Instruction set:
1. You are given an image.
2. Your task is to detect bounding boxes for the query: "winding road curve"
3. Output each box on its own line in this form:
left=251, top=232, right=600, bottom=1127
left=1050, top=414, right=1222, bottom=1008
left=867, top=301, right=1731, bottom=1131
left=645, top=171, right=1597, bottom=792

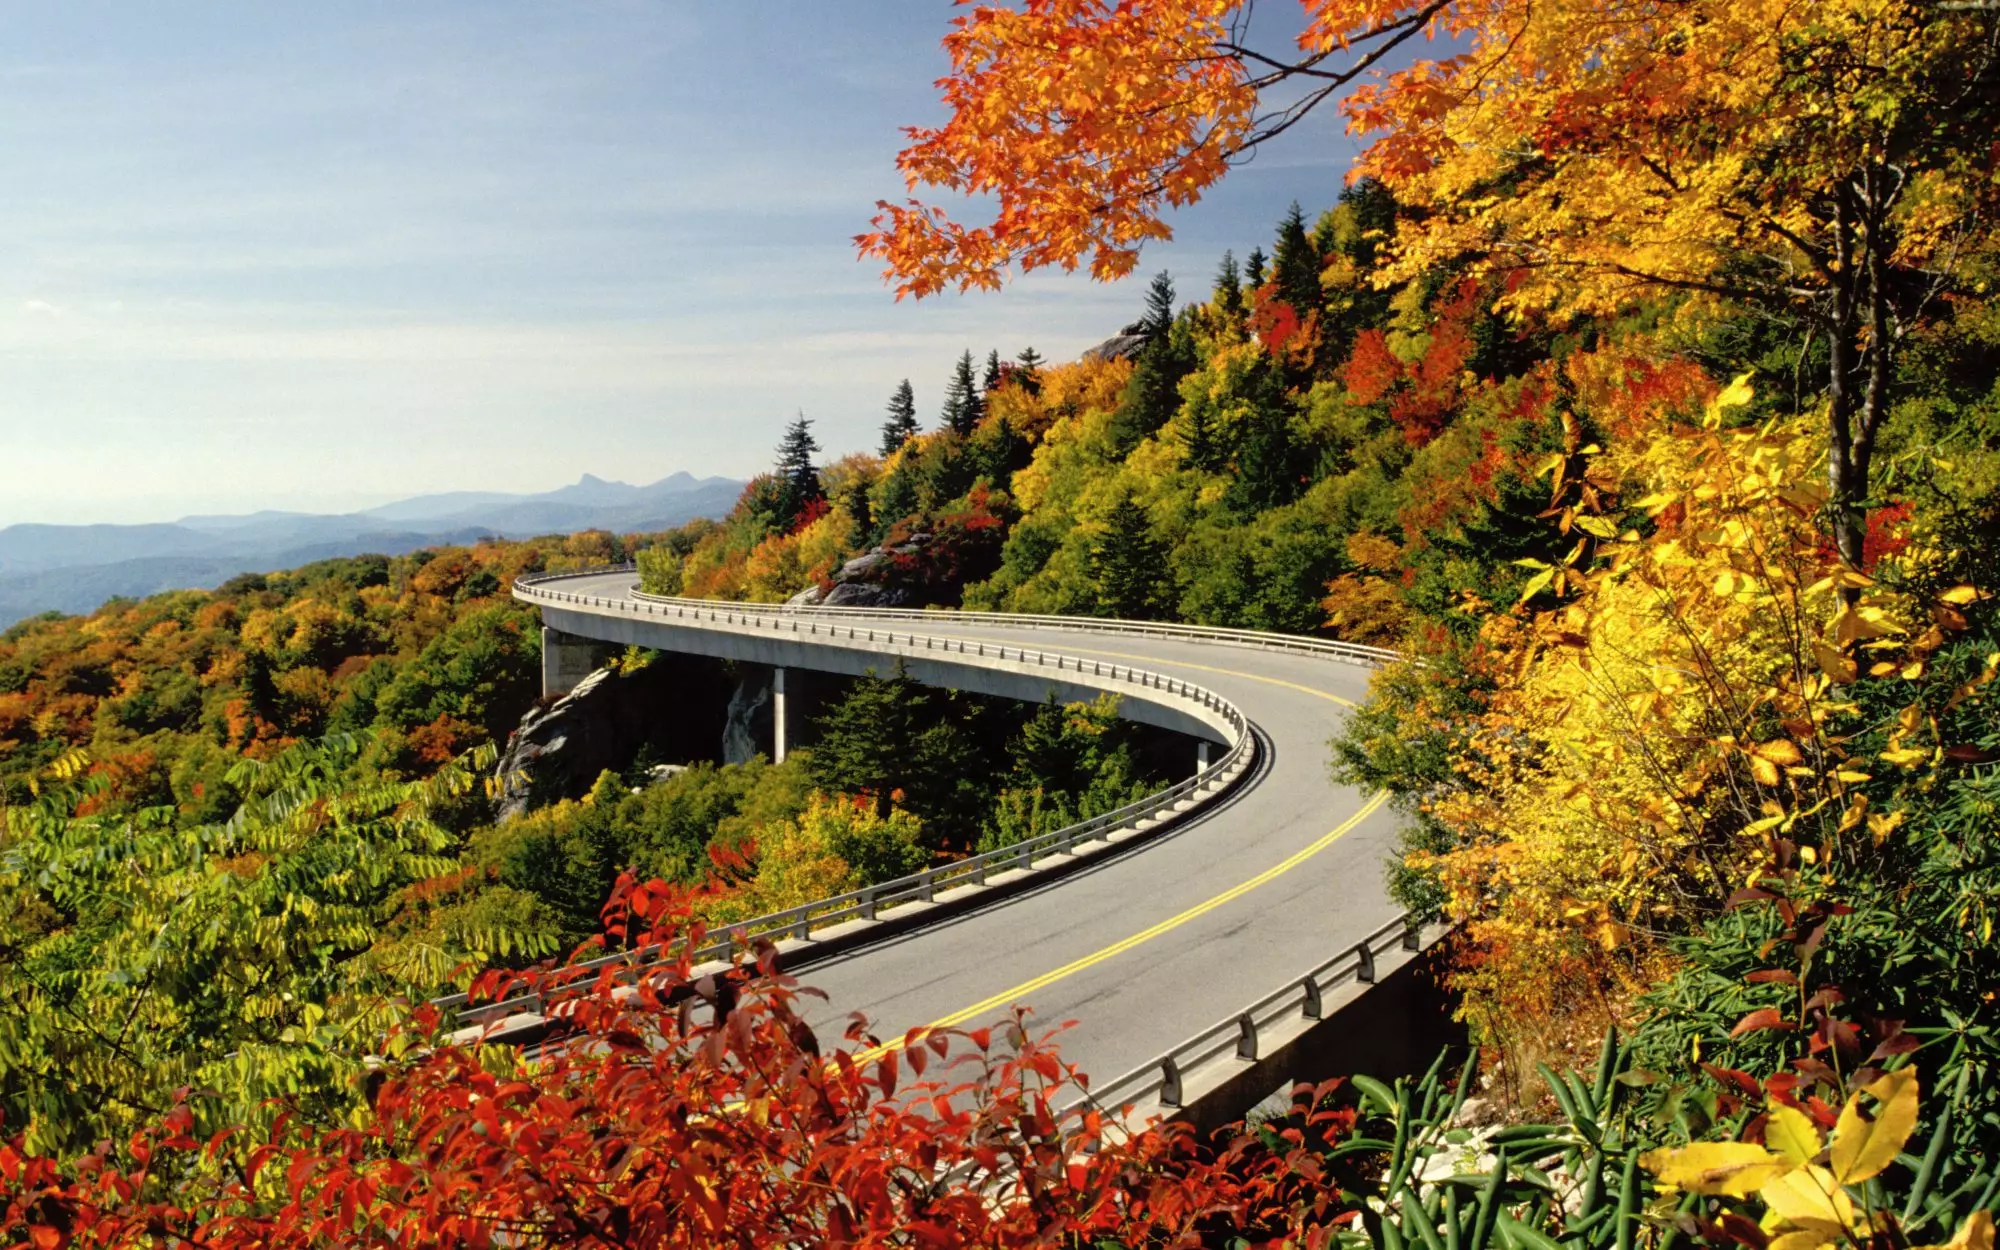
left=514, top=568, right=1407, bottom=1098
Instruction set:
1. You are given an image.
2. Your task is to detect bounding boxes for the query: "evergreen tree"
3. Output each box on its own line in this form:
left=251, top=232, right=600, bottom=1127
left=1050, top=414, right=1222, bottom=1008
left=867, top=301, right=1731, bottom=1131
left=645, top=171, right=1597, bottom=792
left=772, top=413, right=823, bottom=530
left=1272, top=201, right=1322, bottom=317
left=1110, top=275, right=1197, bottom=454
left=870, top=467, right=919, bottom=543
left=1180, top=398, right=1221, bottom=474
left=1015, top=346, right=1045, bottom=395
left=1228, top=391, right=1304, bottom=513
left=880, top=379, right=919, bottom=456
left=1092, top=495, right=1167, bottom=620
left=1214, top=250, right=1243, bottom=318
left=982, top=349, right=1004, bottom=394
left=1139, top=270, right=1176, bottom=341
left=941, top=349, right=983, bottom=435
left=1245, top=246, right=1266, bottom=288
left=807, top=663, right=996, bottom=844
left=838, top=473, right=873, bottom=538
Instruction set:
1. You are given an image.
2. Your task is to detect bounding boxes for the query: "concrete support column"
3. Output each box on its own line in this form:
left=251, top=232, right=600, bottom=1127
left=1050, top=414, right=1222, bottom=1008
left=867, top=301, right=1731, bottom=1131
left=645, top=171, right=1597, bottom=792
left=541, top=627, right=597, bottom=700
left=772, top=665, right=789, bottom=764
left=1196, top=740, right=1213, bottom=772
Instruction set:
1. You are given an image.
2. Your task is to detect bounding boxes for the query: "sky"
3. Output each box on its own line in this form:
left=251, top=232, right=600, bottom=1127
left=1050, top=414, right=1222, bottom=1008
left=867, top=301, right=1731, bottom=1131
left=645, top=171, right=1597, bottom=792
left=1, top=3, right=1370, bottom=526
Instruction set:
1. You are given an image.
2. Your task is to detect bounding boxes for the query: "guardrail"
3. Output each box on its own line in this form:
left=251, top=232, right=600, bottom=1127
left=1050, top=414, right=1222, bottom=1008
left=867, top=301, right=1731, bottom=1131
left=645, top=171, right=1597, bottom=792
left=1076, top=914, right=1425, bottom=1116
left=446, top=566, right=1274, bottom=1029
left=615, top=577, right=1402, bottom=670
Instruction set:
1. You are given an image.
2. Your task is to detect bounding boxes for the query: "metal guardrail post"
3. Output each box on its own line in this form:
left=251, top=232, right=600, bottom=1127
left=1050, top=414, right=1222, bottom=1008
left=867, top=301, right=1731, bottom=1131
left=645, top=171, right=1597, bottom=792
left=1355, top=942, right=1377, bottom=984
left=1301, top=974, right=1324, bottom=1020
left=1160, top=1055, right=1183, bottom=1108
left=860, top=888, right=877, bottom=921
left=922, top=871, right=936, bottom=903
left=1236, top=1013, right=1259, bottom=1060
left=1403, top=923, right=1422, bottom=952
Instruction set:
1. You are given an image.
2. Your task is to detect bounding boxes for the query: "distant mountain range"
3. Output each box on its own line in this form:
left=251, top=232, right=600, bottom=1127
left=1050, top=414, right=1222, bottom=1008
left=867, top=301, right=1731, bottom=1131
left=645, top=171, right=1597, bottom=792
left=0, top=472, right=744, bottom=626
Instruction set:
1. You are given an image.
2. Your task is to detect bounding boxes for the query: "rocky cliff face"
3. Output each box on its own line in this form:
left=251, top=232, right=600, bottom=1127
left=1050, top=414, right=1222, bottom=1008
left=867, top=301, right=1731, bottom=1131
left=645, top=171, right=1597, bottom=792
left=491, top=654, right=735, bottom=819
left=721, top=666, right=772, bottom=765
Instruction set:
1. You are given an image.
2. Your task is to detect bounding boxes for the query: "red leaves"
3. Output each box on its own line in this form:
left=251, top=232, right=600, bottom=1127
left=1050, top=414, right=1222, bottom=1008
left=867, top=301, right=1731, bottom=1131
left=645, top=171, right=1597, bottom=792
left=1730, top=1008, right=1794, bottom=1037
left=0, top=877, right=1286, bottom=1247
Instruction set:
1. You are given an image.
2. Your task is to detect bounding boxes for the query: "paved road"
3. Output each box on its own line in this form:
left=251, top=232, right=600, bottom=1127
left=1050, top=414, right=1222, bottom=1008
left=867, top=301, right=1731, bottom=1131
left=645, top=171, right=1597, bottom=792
left=527, top=572, right=1405, bottom=1091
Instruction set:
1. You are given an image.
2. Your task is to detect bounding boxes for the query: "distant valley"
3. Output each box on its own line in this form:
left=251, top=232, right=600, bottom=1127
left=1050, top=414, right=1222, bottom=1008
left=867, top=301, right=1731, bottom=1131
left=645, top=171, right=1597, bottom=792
left=0, top=471, right=744, bottom=626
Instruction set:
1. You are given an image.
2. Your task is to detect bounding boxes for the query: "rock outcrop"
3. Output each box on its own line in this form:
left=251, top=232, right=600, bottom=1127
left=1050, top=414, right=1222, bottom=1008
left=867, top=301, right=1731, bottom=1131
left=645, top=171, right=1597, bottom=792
left=491, top=655, right=734, bottom=820
left=1082, top=320, right=1151, bottom=363
left=785, top=535, right=931, bottom=609
left=721, top=666, right=772, bottom=765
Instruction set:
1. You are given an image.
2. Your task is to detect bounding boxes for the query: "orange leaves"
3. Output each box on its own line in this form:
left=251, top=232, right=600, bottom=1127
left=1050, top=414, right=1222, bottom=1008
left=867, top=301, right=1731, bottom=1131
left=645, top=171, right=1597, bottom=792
left=859, top=0, right=1255, bottom=297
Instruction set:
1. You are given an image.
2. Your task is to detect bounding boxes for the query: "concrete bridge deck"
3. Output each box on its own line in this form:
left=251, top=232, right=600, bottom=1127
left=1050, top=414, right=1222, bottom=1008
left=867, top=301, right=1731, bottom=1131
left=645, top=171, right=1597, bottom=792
left=518, top=569, right=1407, bottom=1097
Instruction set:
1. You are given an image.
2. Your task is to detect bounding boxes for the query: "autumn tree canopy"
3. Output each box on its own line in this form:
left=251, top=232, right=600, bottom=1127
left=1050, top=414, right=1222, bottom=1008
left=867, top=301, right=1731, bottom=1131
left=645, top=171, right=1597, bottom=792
left=861, top=0, right=2000, bottom=558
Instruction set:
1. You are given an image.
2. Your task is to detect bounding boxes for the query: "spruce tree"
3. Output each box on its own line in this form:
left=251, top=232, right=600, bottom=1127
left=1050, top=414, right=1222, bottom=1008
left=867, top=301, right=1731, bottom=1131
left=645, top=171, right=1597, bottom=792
left=1092, top=495, right=1167, bottom=620
left=1110, top=275, right=1196, bottom=454
left=1214, top=250, right=1243, bottom=318
left=1272, top=201, right=1322, bottom=317
left=1245, top=246, right=1267, bottom=288
left=772, top=413, right=823, bottom=530
left=982, top=349, right=1003, bottom=394
left=808, top=663, right=991, bottom=842
left=941, top=349, right=983, bottom=435
left=1139, top=270, right=1176, bottom=341
left=880, top=379, right=919, bottom=456
left=1015, top=346, right=1045, bottom=395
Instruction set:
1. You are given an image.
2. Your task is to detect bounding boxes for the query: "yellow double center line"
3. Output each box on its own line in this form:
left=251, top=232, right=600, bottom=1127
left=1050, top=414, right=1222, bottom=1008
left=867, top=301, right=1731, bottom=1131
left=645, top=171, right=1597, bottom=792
left=852, top=794, right=1388, bottom=1064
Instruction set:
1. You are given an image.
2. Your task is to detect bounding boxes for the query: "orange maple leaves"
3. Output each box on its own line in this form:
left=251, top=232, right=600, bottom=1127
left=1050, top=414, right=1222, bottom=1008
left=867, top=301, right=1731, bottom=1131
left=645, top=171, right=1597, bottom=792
left=858, top=0, right=1257, bottom=298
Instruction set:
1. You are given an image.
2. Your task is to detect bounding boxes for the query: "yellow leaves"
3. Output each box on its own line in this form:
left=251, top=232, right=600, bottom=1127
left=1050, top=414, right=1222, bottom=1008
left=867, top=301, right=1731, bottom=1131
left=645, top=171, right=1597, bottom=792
left=1922, top=1210, right=1997, bottom=1250
left=1830, top=1067, right=1918, bottom=1185
left=1644, top=1069, right=1925, bottom=1249
left=1830, top=603, right=1901, bottom=647
left=1939, top=585, right=1984, bottom=606
left=1703, top=372, right=1757, bottom=428
left=1640, top=1141, right=1787, bottom=1198
left=1811, top=640, right=1859, bottom=683
left=1764, top=1102, right=1821, bottom=1167
left=1759, top=1166, right=1858, bottom=1236
left=1745, top=739, right=1806, bottom=787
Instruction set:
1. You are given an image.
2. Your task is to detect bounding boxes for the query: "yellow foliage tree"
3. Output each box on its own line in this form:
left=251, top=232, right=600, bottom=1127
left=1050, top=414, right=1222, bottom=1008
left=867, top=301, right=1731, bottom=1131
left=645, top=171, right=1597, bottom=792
left=1418, top=381, right=1976, bottom=1045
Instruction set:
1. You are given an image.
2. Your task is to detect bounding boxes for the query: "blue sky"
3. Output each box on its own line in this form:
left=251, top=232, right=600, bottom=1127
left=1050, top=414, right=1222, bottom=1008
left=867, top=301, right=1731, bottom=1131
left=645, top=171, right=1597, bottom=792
left=1, top=3, right=1367, bottom=525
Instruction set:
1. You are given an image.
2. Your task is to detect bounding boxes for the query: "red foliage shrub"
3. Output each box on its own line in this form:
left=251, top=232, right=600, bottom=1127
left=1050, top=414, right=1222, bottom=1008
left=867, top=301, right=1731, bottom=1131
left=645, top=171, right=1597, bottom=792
left=6, top=876, right=1371, bottom=1247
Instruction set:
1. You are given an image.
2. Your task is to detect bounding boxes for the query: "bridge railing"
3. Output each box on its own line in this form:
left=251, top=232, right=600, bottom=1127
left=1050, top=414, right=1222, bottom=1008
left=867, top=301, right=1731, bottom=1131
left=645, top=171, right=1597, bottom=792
left=447, top=566, right=1281, bottom=1029
left=1078, top=913, right=1427, bottom=1115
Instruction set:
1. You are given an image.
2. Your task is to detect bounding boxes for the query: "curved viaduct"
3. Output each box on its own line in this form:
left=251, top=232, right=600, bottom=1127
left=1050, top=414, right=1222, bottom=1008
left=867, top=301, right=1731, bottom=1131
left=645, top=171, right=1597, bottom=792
left=510, top=568, right=1427, bottom=1118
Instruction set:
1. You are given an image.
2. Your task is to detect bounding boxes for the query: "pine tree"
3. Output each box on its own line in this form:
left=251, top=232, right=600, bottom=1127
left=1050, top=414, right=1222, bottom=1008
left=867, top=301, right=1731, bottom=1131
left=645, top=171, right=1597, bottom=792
left=982, top=349, right=1003, bottom=394
left=880, top=379, right=919, bottom=456
left=1110, top=275, right=1197, bottom=454
left=808, top=663, right=992, bottom=841
left=1181, top=399, right=1220, bottom=474
left=1139, top=270, right=1176, bottom=341
left=1015, top=346, right=1045, bottom=395
left=1093, top=495, right=1167, bottom=620
left=1214, top=250, right=1243, bottom=318
left=1245, top=246, right=1266, bottom=288
left=772, top=413, right=823, bottom=530
left=1272, top=201, right=1322, bottom=317
left=941, top=349, right=983, bottom=435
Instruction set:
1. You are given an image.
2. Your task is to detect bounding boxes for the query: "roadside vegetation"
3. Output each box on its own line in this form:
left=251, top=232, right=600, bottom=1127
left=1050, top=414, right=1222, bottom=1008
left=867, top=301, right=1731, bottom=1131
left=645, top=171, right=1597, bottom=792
left=6, top=0, right=2000, bottom=1241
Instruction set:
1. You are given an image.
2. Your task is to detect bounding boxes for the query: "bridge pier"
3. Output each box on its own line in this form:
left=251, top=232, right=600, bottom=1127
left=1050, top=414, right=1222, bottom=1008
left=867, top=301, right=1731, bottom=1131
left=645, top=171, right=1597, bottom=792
left=541, top=627, right=598, bottom=699
left=773, top=666, right=789, bottom=764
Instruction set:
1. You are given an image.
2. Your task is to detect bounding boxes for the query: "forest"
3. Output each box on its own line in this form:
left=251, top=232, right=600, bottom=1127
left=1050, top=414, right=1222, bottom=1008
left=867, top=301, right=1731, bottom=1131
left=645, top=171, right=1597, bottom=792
left=5, top=0, right=2000, bottom=1244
